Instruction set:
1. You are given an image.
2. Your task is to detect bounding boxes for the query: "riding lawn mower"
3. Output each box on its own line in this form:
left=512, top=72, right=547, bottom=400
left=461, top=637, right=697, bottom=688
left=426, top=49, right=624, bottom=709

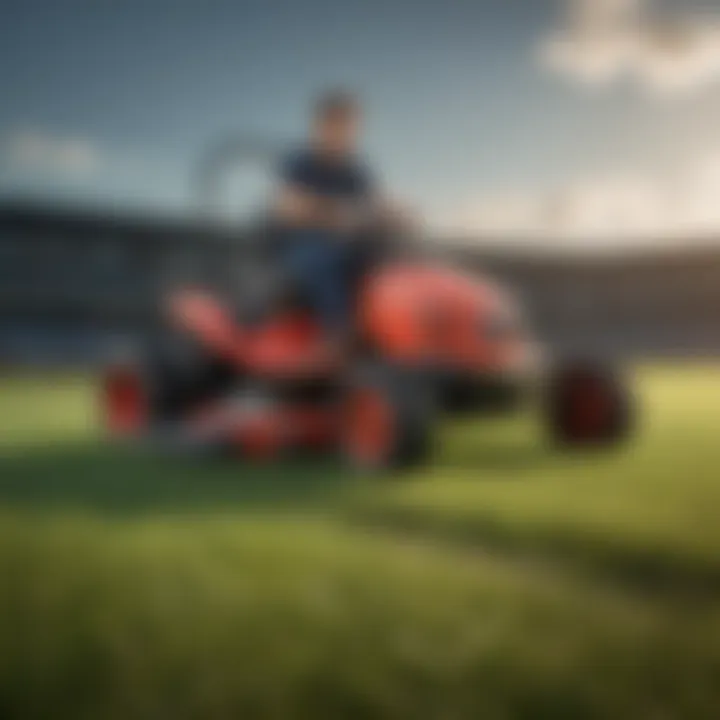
left=102, top=218, right=633, bottom=472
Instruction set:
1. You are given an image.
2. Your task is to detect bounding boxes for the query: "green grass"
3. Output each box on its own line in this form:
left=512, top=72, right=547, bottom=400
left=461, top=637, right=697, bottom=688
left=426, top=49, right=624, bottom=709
left=1, top=367, right=720, bottom=718
left=351, top=367, right=720, bottom=591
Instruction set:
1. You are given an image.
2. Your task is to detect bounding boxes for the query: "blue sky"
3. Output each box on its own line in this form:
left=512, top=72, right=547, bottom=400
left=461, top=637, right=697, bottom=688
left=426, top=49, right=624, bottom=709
left=2, top=0, right=720, bottom=240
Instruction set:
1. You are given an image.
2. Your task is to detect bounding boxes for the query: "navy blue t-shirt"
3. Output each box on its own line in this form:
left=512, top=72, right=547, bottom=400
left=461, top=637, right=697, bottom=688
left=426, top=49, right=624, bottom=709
left=280, top=148, right=373, bottom=203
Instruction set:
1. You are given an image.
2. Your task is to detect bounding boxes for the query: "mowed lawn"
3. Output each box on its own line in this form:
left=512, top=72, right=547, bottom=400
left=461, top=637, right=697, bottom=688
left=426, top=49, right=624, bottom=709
left=1, top=367, right=720, bottom=718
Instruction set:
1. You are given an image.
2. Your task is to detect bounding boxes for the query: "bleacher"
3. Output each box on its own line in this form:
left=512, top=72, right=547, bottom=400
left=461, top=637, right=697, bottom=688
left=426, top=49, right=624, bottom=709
left=2, top=201, right=720, bottom=364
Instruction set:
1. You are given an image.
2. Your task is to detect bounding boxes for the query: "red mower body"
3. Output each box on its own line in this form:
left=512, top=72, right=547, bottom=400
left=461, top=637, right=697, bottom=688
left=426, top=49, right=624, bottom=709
left=165, top=261, right=533, bottom=379
left=104, top=259, right=534, bottom=450
left=102, top=256, right=629, bottom=469
left=360, top=263, right=529, bottom=372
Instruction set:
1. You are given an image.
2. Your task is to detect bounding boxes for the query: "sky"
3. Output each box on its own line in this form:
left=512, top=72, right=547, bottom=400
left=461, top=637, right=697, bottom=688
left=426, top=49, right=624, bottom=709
left=2, top=0, right=720, bottom=245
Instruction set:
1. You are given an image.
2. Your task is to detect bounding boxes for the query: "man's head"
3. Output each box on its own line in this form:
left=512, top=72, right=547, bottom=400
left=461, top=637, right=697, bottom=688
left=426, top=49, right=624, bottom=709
left=312, top=90, right=361, bottom=157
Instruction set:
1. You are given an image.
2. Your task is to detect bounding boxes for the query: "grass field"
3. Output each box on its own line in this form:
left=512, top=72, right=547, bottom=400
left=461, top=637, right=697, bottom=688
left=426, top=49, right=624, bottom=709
left=1, top=367, right=720, bottom=718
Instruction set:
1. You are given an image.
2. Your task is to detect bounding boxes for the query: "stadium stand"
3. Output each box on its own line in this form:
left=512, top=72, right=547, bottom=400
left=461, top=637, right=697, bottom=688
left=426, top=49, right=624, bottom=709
left=1, top=201, right=719, bottom=365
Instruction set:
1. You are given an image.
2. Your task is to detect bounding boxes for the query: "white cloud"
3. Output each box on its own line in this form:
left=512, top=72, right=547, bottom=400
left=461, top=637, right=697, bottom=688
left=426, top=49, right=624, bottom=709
left=540, top=0, right=720, bottom=95
left=443, top=150, right=720, bottom=246
left=2, top=129, right=100, bottom=178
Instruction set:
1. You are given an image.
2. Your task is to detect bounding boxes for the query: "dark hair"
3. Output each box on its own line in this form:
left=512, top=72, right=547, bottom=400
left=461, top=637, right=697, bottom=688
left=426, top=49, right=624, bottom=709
left=314, top=89, right=359, bottom=119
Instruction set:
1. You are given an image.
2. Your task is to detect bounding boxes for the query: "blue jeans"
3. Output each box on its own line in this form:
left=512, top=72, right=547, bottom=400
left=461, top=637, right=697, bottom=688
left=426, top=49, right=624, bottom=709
left=283, top=234, right=353, bottom=334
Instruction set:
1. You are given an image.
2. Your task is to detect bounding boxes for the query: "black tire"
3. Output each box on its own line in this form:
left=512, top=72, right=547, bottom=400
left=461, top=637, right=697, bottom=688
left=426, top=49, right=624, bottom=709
left=143, top=331, right=237, bottom=425
left=340, top=363, right=434, bottom=472
left=545, top=360, right=633, bottom=448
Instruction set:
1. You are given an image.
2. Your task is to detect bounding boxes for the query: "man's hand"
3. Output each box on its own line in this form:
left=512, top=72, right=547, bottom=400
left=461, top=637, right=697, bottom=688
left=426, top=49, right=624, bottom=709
left=372, top=197, right=419, bottom=235
left=276, top=184, right=418, bottom=237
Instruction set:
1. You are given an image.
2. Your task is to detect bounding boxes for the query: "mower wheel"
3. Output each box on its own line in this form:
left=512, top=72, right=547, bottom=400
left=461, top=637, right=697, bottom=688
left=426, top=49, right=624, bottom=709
left=341, top=363, right=434, bottom=472
left=144, top=331, right=237, bottom=425
left=545, top=360, right=633, bottom=448
left=103, top=362, right=147, bottom=436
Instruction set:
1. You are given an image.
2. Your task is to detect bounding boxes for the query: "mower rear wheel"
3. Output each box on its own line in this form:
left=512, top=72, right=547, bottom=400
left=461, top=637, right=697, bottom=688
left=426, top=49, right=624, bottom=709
left=341, top=364, right=434, bottom=472
left=545, top=360, right=633, bottom=448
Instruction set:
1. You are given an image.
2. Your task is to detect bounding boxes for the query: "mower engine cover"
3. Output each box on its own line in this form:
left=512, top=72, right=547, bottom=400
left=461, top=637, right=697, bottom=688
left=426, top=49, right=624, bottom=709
left=359, top=262, right=537, bottom=379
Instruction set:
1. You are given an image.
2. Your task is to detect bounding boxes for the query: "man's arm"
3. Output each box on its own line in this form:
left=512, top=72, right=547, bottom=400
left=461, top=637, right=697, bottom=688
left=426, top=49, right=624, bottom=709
left=274, top=153, right=388, bottom=232
left=274, top=151, right=340, bottom=229
left=276, top=182, right=374, bottom=232
left=275, top=184, right=333, bottom=227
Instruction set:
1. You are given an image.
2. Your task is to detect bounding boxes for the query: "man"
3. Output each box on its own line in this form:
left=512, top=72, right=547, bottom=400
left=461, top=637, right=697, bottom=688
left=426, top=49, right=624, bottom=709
left=274, top=90, right=377, bottom=346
